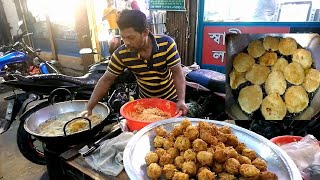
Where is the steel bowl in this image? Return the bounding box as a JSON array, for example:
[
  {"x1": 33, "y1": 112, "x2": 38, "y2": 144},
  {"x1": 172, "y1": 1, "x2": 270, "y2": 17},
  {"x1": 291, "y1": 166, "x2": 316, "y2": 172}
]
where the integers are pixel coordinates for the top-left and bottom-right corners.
[
  {"x1": 123, "y1": 117, "x2": 302, "y2": 180},
  {"x1": 225, "y1": 33, "x2": 320, "y2": 120}
]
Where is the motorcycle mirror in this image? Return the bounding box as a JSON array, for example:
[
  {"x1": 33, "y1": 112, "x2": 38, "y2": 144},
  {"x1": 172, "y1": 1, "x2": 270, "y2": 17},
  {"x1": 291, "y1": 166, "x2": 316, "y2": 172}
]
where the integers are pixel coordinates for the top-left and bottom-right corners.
[
  {"x1": 18, "y1": 20, "x2": 23, "y2": 27},
  {"x1": 79, "y1": 48, "x2": 93, "y2": 55}
]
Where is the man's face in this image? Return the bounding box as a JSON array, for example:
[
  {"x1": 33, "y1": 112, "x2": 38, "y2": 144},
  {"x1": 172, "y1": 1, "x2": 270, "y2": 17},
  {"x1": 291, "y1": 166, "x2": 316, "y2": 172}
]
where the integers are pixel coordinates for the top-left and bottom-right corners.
[{"x1": 120, "y1": 28, "x2": 148, "y2": 52}]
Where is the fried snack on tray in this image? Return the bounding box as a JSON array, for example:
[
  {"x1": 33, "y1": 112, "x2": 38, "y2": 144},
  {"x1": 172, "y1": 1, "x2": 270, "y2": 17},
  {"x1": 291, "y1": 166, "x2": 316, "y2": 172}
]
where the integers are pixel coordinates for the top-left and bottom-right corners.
[
  {"x1": 238, "y1": 85, "x2": 263, "y2": 114},
  {"x1": 233, "y1": 52, "x2": 255, "y2": 73},
  {"x1": 278, "y1": 37, "x2": 297, "y2": 55},
  {"x1": 247, "y1": 40, "x2": 266, "y2": 58},
  {"x1": 145, "y1": 119, "x2": 278, "y2": 179},
  {"x1": 284, "y1": 86, "x2": 309, "y2": 113},
  {"x1": 263, "y1": 36, "x2": 279, "y2": 51}
]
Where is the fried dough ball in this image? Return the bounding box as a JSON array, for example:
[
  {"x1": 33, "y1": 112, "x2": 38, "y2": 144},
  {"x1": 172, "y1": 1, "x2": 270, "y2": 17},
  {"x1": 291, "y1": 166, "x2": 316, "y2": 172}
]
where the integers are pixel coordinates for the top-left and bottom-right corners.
[
  {"x1": 260, "y1": 171, "x2": 279, "y2": 180},
  {"x1": 239, "y1": 176, "x2": 259, "y2": 180},
  {"x1": 182, "y1": 161, "x2": 197, "y2": 176},
  {"x1": 242, "y1": 148, "x2": 257, "y2": 161},
  {"x1": 218, "y1": 172, "x2": 237, "y2": 180},
  {"x1": 184, "y1": 126, "x2": 199, "y2": 141},
  {"x1": 212, "y1": 162, "x2": 224, "y2": 173},
  {"x1": 292, "y1": 49, "x2": 313, "y2": 69},
  {"x1": 238, "y1": 85, "x2": 263, "y2": 114},
  {"x1": 252, "y1": 158, "x2": 267, "y2": 172},
  {"x1": 199, "y1": 121, "x2": 218, "y2": 136},
  {"x1": 284, "y1": 86, "x2": 309, "y2": 113},
  {"x1": 155, "y1": 148, "x2": 166, "y2": 158},
  {"x1": 174, "y1": 136, "x2": 191, "y2": 151},
  {"x1": 172, "y1": 172, "x2": 189, "y2": 180},
  {"x1": 167, "y1": 132, "x2": 176, "y2": 142},
  {"x1": 216, "y1": 142, "x2": 226, "y2": 149},
  {"x1": 172, "y1": 125, "x2": 184, "y2": 137},
  {"x1": 213, "y1": 147, "x2": 228, "y2": 163},
  {"x1": 163, "y1": 139, "x2": 175, "y2": 150},
  {"x1": 216, "y1": 132, "x2": 228, "y2": 143},
  {"x1": 224, "y1": 147, "x2": 239, "y2": 158},
  {"x1": 159, "y1": 153, "x2": 174, "y2": 166},
  {"x1": 163, "y1": 164, "x2": 177, "y2": 180},
  {"x1": 235, "y1": 143, "x2": 247, "y2": 154},
  {"x1": 226, "y1": 134, "x2": 239, "y2": 147},
  {"x1": 167, "y1": 147, "x2": 180, "y2": 159},
  {"x1": 154, "y1": 126, "x2": 167, "y2": 137},
  {"x1": 239, "y1": 155, "x2": 252, "y2": 164},
  {"x1": 180, "y1": 119, "x2": 192, "y2": 129},
  {"x1": 259, "y1": 51, "x2": 277, "y2": 66},
  {"x1": 147, "y1": 163, "x2": 162, "y2": 180},
  {"x1": 197, "y1": 151, "x2": 214, "y2": 166},
  {"x1": 303, "y1": 68, "x2": 320, "y2": 92},
  {"x1": 197, "y1": 168, "x2": 216, "y2": 180},
  {"x1": 224, "y1": 158, "x2": 240, "y2": 174},
  {"x1": 183, "y1": 149, "x2": 197, "y2": 161},
  {"x1": 200, "y1": 131, "x2": 218, "y2": 145},
  {"x1": 240, "y1": 164, "x2": 260, "y2": 178},
  {"x1": 219, "y1": 126, "x2": 232, "y2": 134},
  {"x1": 283, "y1": 62, "x2": 305, "y2": 85},
  {"x1": 229, "y1": 69, "x2": 247, "y2": 90},
  {"x1": 263, "y1": 36, "x2": 279, "y2": 51},
  {"x1": 145, "y1": 152, "x2": 159, "y2": 166},
  {"x1": 154, "y1": 136, "x2": 165, "y2": 148},
  {"x1": 278, "y1": 37, "x2": 297, "y2": 55},
  {"x1": 265, "y1": 71, "x2": 287, "y2": 95},
  {"x1": 192, "y1": 139, "x2": 208, "y2": 152},
  {"x1": 246, "y1": 64, "x2": 270, "y2": 85},
  {"x1": 174, "y1": 156, "x2": 184, "y2": 170},
  {"x1": 233, "y1": 52, "x2": 255, "y2": 72},
  {"x1": 272, "y1": 58, "x2": 288, "y2": 73},
  {"x1": 247, "y1": 40, "x2": 266, "y2": 58},
  {"x1": 261, "y1": 93, "x2": 287, "y2": 120}
]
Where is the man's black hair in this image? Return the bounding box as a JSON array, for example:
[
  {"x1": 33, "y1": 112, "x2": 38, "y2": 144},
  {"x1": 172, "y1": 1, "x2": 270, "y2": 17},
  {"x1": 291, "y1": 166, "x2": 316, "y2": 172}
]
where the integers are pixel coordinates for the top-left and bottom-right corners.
[{"x1": 117, "y1": 10, "x2": 147, "y2": 33}]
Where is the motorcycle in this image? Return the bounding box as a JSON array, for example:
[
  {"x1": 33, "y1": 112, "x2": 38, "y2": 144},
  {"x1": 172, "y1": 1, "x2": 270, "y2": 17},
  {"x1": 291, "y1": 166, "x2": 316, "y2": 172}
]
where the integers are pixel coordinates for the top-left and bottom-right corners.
[{"x1": 0, "y1": 20, "x2": 59, "y2": 78}]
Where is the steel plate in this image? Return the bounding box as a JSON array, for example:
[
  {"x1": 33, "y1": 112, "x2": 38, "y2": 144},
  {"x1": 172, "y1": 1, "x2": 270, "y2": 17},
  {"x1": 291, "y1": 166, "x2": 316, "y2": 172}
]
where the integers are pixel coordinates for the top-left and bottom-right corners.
[{"x1": 123, "y1": 118, "x2": 301, "y2": 180}]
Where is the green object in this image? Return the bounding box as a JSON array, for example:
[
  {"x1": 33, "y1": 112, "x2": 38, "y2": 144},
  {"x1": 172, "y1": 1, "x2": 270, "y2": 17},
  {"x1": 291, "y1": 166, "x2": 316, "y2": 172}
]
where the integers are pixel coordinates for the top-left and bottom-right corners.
[
  {"x1": 149, "y1": 0, "x2": 185, "y2": 11},
  {"x1": 186, "y1": 101, "x2": 202, "y2": 118}
]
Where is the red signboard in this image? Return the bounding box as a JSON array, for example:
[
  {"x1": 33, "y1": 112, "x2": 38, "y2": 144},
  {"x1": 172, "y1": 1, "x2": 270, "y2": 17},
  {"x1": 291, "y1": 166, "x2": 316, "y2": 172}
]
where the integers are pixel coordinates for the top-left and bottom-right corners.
[{"x1": 202, "y1": 26, "x2": 290, "y2": 66}]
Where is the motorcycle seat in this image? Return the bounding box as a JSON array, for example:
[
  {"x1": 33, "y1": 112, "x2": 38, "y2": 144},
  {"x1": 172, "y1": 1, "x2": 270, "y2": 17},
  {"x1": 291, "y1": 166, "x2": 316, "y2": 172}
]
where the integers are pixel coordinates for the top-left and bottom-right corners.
[{"x1": 186, "y1": 69, "x2": 225, "y2": 93}]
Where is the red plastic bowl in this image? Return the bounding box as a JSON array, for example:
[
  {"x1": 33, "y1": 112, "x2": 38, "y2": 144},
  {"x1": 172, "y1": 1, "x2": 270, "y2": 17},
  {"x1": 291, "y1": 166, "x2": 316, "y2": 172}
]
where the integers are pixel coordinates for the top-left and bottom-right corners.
[
  {"x1": 120, "y1": 98, "x2": 182, "y2": 131},
  {"x1": 270, "y1": 135, "x2": 303, "y2": 146}
]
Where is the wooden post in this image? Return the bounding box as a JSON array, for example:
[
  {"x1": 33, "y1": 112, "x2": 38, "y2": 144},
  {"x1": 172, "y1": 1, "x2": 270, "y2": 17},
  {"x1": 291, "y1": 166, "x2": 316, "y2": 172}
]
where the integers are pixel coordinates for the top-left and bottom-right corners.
[{"x1": 45, "y1": 14, "x2": 58, "y2": 60}]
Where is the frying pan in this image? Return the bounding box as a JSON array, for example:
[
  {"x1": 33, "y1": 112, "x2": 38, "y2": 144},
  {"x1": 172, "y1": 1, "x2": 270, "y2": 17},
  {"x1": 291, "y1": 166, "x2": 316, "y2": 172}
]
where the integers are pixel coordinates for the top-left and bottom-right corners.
[{"x1": 225, "y1": 33, "x2": 320, "y2": 120}]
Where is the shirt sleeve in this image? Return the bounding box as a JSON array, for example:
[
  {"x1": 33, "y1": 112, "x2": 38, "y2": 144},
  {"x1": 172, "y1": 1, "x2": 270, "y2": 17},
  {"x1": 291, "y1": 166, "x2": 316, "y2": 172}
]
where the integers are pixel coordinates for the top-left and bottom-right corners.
[
  {"x1": 107, "y1": 52, "x2": 126, "y2": 76},
  {"x1": 166, "y1": 36, "x2": 181, "y2": 68}
]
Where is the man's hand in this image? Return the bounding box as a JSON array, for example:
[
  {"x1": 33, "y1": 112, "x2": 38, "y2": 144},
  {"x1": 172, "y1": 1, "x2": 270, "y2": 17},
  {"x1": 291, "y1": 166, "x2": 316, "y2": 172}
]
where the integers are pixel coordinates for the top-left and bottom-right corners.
[
  {"x1": 176, "y1": 100, "x2": 188, "y2": 116},
  {"x1": 79, "y1": 110, "x2": 92, "y2": 117}
]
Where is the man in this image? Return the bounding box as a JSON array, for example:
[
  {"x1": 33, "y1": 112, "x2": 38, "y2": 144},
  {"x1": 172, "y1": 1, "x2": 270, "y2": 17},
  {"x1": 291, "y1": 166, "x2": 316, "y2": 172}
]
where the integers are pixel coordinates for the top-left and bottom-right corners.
[{"x1": 84, "y1": 10, "x2": 188, "y2": 116}]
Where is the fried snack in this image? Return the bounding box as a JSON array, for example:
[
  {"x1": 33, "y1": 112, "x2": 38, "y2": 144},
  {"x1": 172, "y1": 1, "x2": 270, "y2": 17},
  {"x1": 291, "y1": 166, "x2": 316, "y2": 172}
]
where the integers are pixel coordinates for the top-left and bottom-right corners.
[
  {"x1": 182, "y1": 161, "x2": 197, "y2": 176},
  {"x1": 292, "y1": 49, "x2": 313, "y2": 69},
  {"x1": 212, "y1": 162, "x2": 224, "y2": 173},
  {"x1": 284, "y1": 86, "x2": 309, "y2": 113},
  {"x1": 218, "y1": 172, "x2": 237, "y2": 180},
  {"x1": 252, "y1": 158, "x2": 267, "y2": 172},
  {"x1": 278, "y1": 37, "x2": 297, "y2": 55},
  {"x1": 199, "y1": 121, "x2": 218, "y2": 136},
  {"x1": 219, "y1": 126, "x2": 232, "y2": 134},
  {"x1": 235, "y1": 143, "x2": 247, "y2": 154},
  {"x1": 172, "y1": 172, "x2": 189, "y2": 180},
  {"x1": 198, "y1": 167, "x2": 210, "y2": 174},
  {"x1": 265, "y1": 71, "x2": 287, "y2": 95},
  {"x1": 145, "y1": 152, "x2": 159, "y2": 166},
  {"x1": 216, "y1": 142, "x2": 226, "y2": 149},
  {"x1": 216, "y1": 132, "x2": 228, "y2": 143},
  {"x1": 224, "y1": 158, "x2": 240, "y2": 174},
  {"x1": 154, "y1": 126, "x2": 167, "y2": 137},
  {"x1": 163, "y1": 139, "x2": 175, "y2": 150},
  {"x1": 67, "y1": 120, "x2": 88, "y2": 133},
  {"x1": 259, "y1": 51, "x2": 277, "y2": 66},
  {"x1": 261, "y1": 93, "x2": 287, "y2": 120},
  {"x1": 247, "y1": 40, "x2": 266, "y2": 58},
  {"x1": 238, "y1": 85, "x2": 263, "y2": 114},
  {"x1": 159, "y1": 153, "x2": 174, "y2": 166},
  {"x1": 283, "y1": 62, "x2": 305, "y2": 85},
  {"x1": 229, "y1": 69, "x2": 247, "y2": 90},
  {"x1": 263, "y1": 36, "x2": 279, "y2": 51},
  {"x1": 167, "y1": 132, "x2": 176, "y2": 142},
  {"x1": 192, "y1": 138, "x2": 208, "y2": 152},
  {"x1": 213, "y1": 147, "x2": 228, "y2": 163},
  {"x1": 174, "y1": 136, "x2": 191, "y2": 151},
  {"x1": 183, "y1": 149, "x2": 197, "y2": 161},
  {"x1": 155, "y1": 148, "x2": 166, "y2": 158},
  {"x1": 163, "y1": 164, "x2": 177, "y2": 180},
  {"x1": 242, "y1": 148, "x2": 257, "y2": 161},
  {"x1": 147, "y1": 163, "x2": 162, "y2": 180},
  {"x1": 224, "y1": 147, "x2": 238, "y2": 159},
  {"x1": 174, "y1": 156, "x2": 184, "y2": 170},
  {"x1": 303, "y1": 68, "x2": 320, "y2": 92},
  {"x1": 154, "y1": 136, "x2": 165, "y2": 148},
  {"x1": 239, "y1": 155, "x2": 252, "y2": 164},
  {"x1": 197, "y1": 168, "x2": 216, "y2": 180},
  {"x1": 260, "y1": 171, "x2": 279, "y2": 180},
  {"x1": 167, "y1": 147, "x2": 180, "y2": 159},
  {"x1": 225, "y1": 134, "x2": 239, "y2": 147},
  {"x1": 246, "y1": 64, "x2": 270, "y2": 85},
  {"x1": 197, "y1": 151, "x2": 214, "y2": 166},
  {"x1": 240, "y1": 164, "x2": 260, "y2": 178},
  {"x1": 272, "y1": 58, "x2": 289, "y2": 73},
  {"x1": 199, "y1": 131, "x2": 218, "y2": 145},
  {"x1": 184, "y1": 126, "x2": 199, "y2": 141},
  {"x1": 233, "y1": 52, "x2": 255, "y2": 73},
  {"x1": 180, "y1": 119, "x2": 192, "y2": 129},
  {"x1": 172, "y1": 125, "x2": 184, "y2": 137}
]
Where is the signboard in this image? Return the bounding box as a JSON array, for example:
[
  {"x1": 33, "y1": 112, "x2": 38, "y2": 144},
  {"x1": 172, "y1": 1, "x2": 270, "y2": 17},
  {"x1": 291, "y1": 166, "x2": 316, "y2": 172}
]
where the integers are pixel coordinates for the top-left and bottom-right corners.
[
  {"x1": 202, "y1": 26, "x2": 290, "y2": 66},
  {"x1": 149, "y1": 0, "x2": 185, "y2": 11}
]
